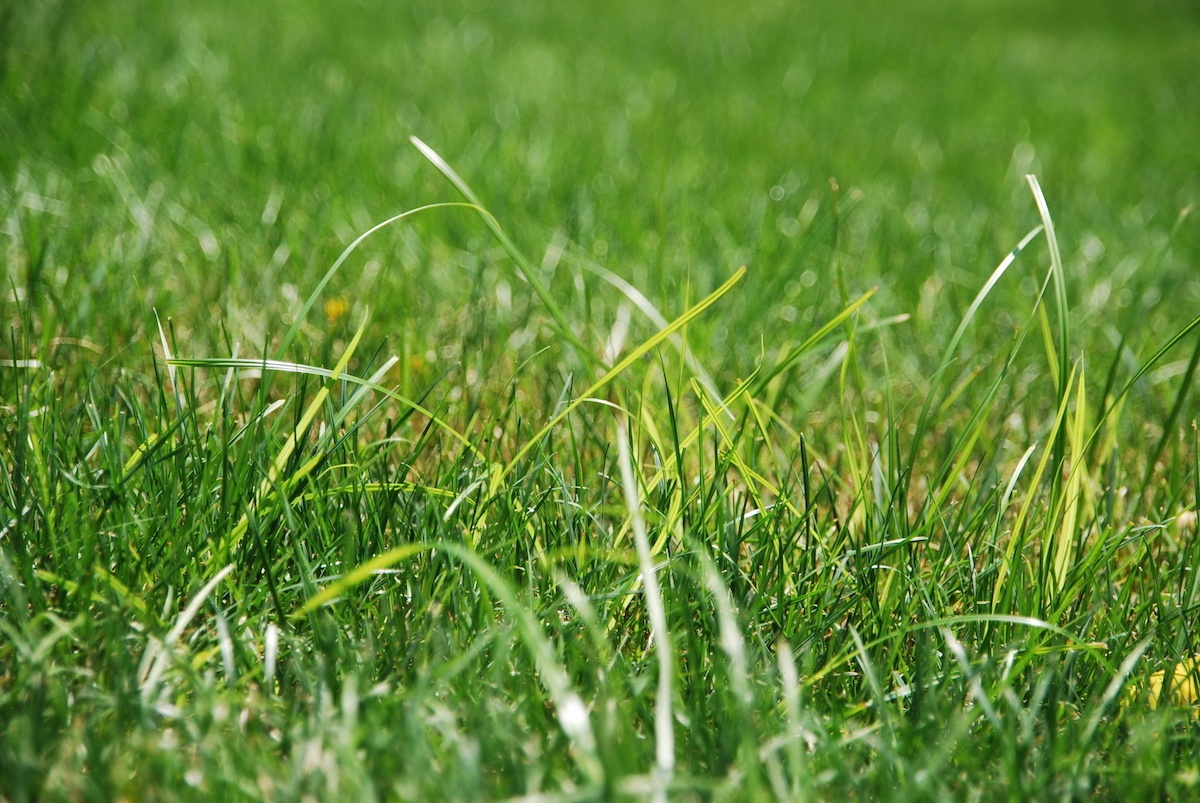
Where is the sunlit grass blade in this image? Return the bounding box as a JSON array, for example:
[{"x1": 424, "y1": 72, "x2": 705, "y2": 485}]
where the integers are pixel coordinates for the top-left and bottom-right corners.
[
  {"x1": 492, "y1": 265, "x2": 747, "y2": 494},
  {"x1": 138, "y1": 565, "x2": 234, "y2": 701},
  {"x1": 693, "y1": 541, "x2": 764, "y2": 797},
  {"x1": 208, "y1": 313, "x2": 368, "y2": 563},
  {"x1": 1049, "y1": 364, "x2": 1089, "y2": 597},
  {"x1": 805, "y1": 613, "x2": 1115, "y2": 689},
  {"x1": 904, "y1": 224, "x2": 1042, "y2": 474},
  {"x1": 573, "y1": 252, "x2": 727, "y2": 413}
]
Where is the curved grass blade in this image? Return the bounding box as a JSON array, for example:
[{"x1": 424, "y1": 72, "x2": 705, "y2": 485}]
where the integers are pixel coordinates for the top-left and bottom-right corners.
[
  {"x1": 572, "y1": 252, "x2": 727, "y2": 414},
  {"x1": 166, "y1": 357, "x2": 482, "y2": 462},
  {"x1": 1026, "y1": 176, "x2": 1070, "y2": 395},
  {"x1": 203, "y1": 314, "x2": 369, "y2": 563},
  {"x1": 990, "y1": 362, "x2": 1078, "y2": 612},
  {"x1": 410, "y1": 136, "x2": 597, "y2": 369},
  {"x1": 275, "y1": 201, "x2": 485, "y2": 360},
  {"x1": 804, "y1": 612, "x2": 1115, "y2": 688}
]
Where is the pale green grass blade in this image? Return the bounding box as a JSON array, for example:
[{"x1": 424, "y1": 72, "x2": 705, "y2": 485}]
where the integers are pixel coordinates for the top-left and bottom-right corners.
[
  {"x1": 35, "y1": 567, "x2": 149, "y2": 616},
  {"x1": 572, "y1": 253, "x2": 727, "y2": 414},
  {"x1": 1079, "y1": 640, "x2": 1150, "y2": 749},
  {"x1": 752, "y1": 287, "x2": 876, "y2": 393},
  {"x1": 154, "y1": 310, "x2": 184, "y2": 411},
  {"x1": 776, "y1": 640, "x2": 809, "y2": 799},
  {"x1": 806, "y1": 611, "x2": 1114, "y2": 688},
  {"x1": 903, "y1": 224, "x2": 1043, "y2": 474},
  {"x1": 941, "y1": 628, "x2": 1002, "y2": 731},
  {"x1": 615, "y1": 417, "x2": 673, "y2": 800},
  {"x1": 139, "y1": 564, "x2": 235, "y2": 701},
  {"x1": 694, "y1": 542, "x2": 764, "y2": 796},
  {"x1": 941, "y1": 225, "x2": 1044, "y2": 371}
]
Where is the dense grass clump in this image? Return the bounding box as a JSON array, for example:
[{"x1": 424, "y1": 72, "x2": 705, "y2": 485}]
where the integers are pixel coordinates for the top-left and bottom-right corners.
[{"x1": 3, "y1": 0, "x2": 1200, "y2": 799}]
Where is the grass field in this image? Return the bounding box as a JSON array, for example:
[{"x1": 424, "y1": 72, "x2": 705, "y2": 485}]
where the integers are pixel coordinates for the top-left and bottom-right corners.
[{"x1": 3, "y1": 0, "x2": 1200, "y2": 799}]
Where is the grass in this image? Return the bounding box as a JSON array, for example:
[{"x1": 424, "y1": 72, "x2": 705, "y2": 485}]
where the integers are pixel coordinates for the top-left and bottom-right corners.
[{"x1": 3, "y1": 0, "x2": 1200, "y2": 799}]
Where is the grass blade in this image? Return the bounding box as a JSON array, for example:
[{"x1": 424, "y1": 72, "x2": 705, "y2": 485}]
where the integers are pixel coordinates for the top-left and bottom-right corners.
[{"x1": 616, "y1": 417, "x2": 674, "y2": 800}]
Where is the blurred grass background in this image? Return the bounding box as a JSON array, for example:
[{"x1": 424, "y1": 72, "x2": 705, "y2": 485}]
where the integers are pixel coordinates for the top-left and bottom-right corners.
[{"x1": 4, "y1": 0, "x2": 1198, "y2": 373}]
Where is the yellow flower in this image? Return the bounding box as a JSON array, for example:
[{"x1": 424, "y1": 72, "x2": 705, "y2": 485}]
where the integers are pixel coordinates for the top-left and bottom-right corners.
[
  {"x1": 324, "y1": 297, "x2": 350, "y2": 326},
  {"x1": 1145, "y1": 656, "x2": 1200, "y2": 710}
]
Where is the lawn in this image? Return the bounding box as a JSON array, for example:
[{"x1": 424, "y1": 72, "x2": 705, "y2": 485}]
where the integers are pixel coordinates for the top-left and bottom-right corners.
[{"x1": 2, "y1": 0, "x2": 1200, "y2": 799}]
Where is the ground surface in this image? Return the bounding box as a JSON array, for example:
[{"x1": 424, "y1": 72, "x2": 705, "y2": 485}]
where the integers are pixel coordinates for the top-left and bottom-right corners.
[{"x1": 2, "y1": 0, "x2": 1200, "y2": 799}]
